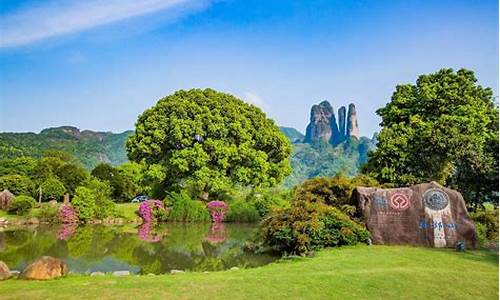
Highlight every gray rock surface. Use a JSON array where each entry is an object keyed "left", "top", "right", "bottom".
[
  {"left": 346, "top": 103, "right": 359, "bottom": 138},
  {"left": 112, "top": 270, "right": 130, "bottom": 276}
]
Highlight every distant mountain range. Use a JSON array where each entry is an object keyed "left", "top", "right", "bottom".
[
  {"left": 0, "top": 101, "right": 375, "bottom": 187},
  {"left": 0, "top": 126, "right": 132, "bottom": 170}
]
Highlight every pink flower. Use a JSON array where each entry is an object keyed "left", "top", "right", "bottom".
[
  {"left": 59, "top": 204, "right": 78, "bottom": 223},
  {"left": 138, "top": 200, "right": 167, "bottom": 223},
  {"left": 207, "top": 201, "right": 228, "bottom": 223}
]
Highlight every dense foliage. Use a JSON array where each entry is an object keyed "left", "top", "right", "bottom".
[
  {"left": 257, "top": 176, "right": 372, "bottom": 255},
  {"left": 71, "top": 178, "right": 117, "bottom": 221},
  {"left": 127, "top": 88, "right": 292, "bottom": 199},
  {"left": 165, "top": 192, "right": 211, "bottom": 222},
  {"left": 0, "top": 174, "right": 34, "bottom": 197},
  {"left": 36, "top": 202, "right": 60, "bottom": 224},
  {"left": 363, "top": 69, "right": 498, "bottom": 208},
  {"left": 225, "top": 200, "right": 261, "bottom": 223},
  {"left": 258, "top": 200, "right": 370, "bottom": 255},
  {"left": 293, "top": 174, "right": 378, "bottom": 217},
  {"left": 8, "top": 195, "right": 36, "bottom": 215},
  {"left": 471, "top": 204, "right": 499, "bottom": 246},
  {"left": 39, "top": 177, "right": 66, "bottom": 201},
  {"left": 91, "top": 163, "right": 137, "bottom": 202}
]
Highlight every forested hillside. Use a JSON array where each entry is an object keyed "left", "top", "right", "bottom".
[
  {"left": 0, "top": 126, "right": 132, "bottom": 170},
  {"left": 280, "top": 127, "right": 375, "bottom": 187},
  {"left": 0, "top": 120, "right": 373, "bottom": 187}
]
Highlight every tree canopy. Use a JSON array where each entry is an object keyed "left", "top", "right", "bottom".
[
  {"left": 363, "top": 68, "right": 498, "bottom": 208},
  {"left": 127, "top": 88, "right": 292, "bottom": 199},
  {"left": 91, "top": 163, "right": 137, "bottom": 201}
]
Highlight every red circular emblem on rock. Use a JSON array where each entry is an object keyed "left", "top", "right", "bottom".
[{"left": 390, "top": 193, "right": 410, "bottom": 211}]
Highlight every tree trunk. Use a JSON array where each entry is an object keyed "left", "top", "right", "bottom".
[{"left": 200, "top": 191, "right": 209, "bottom": 202}]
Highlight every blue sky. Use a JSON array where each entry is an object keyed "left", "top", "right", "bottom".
[{"left": 0, "top": 0, "right": 498, "bottom": 137}]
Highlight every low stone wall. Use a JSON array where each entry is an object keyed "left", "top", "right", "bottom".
[{"left": 354, "top": 181, "right": 476, "bottom": 248}]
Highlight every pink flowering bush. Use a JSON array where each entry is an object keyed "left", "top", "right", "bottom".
[
  {"left": 59, "top": 204, "right": 78, "bottom": 223},
  {"left": 207, "top": 201, "right": 228, "bottom": 223},
  {"left": 138, "top": 200, "right": 169, "bottom": 223}
]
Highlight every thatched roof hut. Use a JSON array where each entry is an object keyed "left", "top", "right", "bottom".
[{"left": 0, "top": 189, "right": 14, "bottom": 210}]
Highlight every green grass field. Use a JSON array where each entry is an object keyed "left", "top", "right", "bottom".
[{"left": 0, "top": 245, "right": 497, "bottom": 300}]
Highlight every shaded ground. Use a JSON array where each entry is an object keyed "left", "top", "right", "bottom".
[{"left": 0, "top": 245, "right": 497, "bottom": 300}]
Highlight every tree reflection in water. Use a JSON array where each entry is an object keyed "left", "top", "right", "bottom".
[{"left": 0, "top": 223, "right": 276, "bottom": 274}]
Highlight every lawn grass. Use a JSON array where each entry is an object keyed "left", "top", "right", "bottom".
[
  {"left": 115, "top": 203, "right": 140, "bottom": 222},
  {"left": 0, "top": 245, "right": 497, "bottom": 300}
]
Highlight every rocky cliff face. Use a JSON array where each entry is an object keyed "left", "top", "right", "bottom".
[
  {"left": 305, "top": 101, "right": 359, "bottom": 145},
  {"left": 346, "top": 103, "right": 359, "bottom": 138},
  {"left": 304, "top": 101, "right": 339, "bottom": 143}
]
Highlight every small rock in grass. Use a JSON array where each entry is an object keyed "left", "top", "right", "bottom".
[
  {"left": 27, "top": 217, "right": 39, "bottom": 225},
  {"left": 10, "top": 270, "right": 20, "bottom": 278},
  {"left": 0, "top": 261, "right": 11, "bottom": 280},
  {"left": 170, "top": 269, "right": 185, "bottom": 274},
  {"left": 112, "top": 271, "right": 130, "bottom": 276},
  {"left": 230, "top": 267, "right": 239, "bottom": 271},
  {"left": 90, "top": 272, "right": 105, "bottom": 276},
  {"left": 147, "top": 273, "right": 155, "bottom": 276}
]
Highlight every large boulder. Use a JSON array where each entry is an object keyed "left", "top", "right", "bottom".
[
  {"left": 0, "top": 261, "right": 11, "bottom": 280},
  {"left": 20, "top": 256, "right": 68, "bottom": 280},
  {"left": 354, "top": 182, "right": 476, "bottom": 248}
]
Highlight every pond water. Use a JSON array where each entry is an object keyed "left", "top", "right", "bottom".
[{"left": 0, "top": 223, "right": 277, "bottom": 274}]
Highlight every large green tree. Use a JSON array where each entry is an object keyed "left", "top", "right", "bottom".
[
  {"left": 127, "top": 88, "right": 292, "bottom": 199},
  {"left": 364, "top": 68, "right": 498, "bottom": 208}
]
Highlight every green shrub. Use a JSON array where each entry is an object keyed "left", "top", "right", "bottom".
[
  {"left": 72, "top": 187, "right": 96, "bottom": 221},
  {"left": 36, "top": 202, "right": 60, "bottom": 223},
  {"left": 292, "top": 174, "right": 379, "bottom": 218},
  {"left": 471, "top": 204, "right": 499, "bottom": 242},
  {"left": 258, "top": 200, "right": 370, "bottom": 256},
  {"left": 166, "top": 191, "right": 210, "bottom": 222},
  {"left": 39, "top": 177, "right": 66, "bottom": 201},
  {"left": 249, "top": 189, "right": 291, "bottom": 217},
  {"left": 226, "top": 200, "right": 260, "bottom": 222},
  {"left": 295, "top": 174, "right": 378, "bottom": 206},
  {"left": 475, "top": 222, "right": 488, "bottom": 246},
  {"left": 0, "top": 174, "right": 35, "bottom": 197},
  {"left": 83, "top": 177, "right": 117, "bottom": 219},
  {"left": 8, "top": 195, "right": 36, "bottom": 215}
]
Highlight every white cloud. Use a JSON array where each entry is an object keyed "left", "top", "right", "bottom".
[
  {"left": 242, "top": 91, "right": 270, "bottom": 112},
  {"left": 243, "top": 91, "right": 264, "bottom": 106},
  {"left": 0, "top": 0, "right": 211, "bottom": 48}
]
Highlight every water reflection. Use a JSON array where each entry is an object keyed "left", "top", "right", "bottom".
[
  {"left": 0, "top": 223, "right": 275, "bottom": 274},
  {"left": 137, "top": 223, "right": 168, "bottom": 243},
  {"left": 57, "top": 223, "right": 77, "bottom": 241},
  {"left": 204, "top": 223, "right": 227, "bottom": 244}
]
